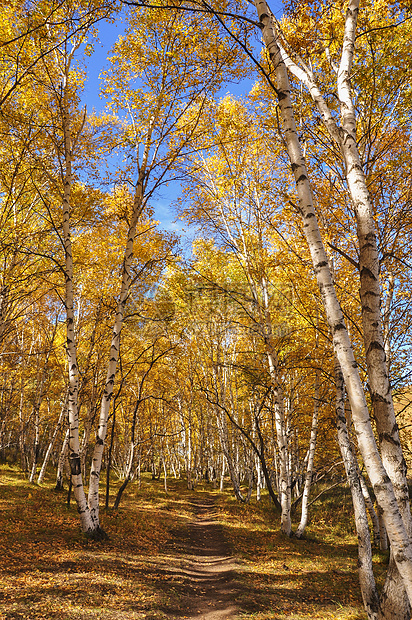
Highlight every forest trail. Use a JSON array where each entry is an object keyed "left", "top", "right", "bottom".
[
  {"left": 159, "top": 494, "right": 239, "bottom": 619},
  {"left": 0, "top": 471, "right": 366, "bottom": 619}
]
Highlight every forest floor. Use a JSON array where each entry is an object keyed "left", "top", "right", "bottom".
[{"left": 0, "top": 466, "right": 388, "bottom": 620}]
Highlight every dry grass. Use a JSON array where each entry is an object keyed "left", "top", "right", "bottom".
[
  {"left": 0, "top": 466, "right": 387, "bottom": 619},
  {"left": 214, "top": 484, "right": 388, "bottom": 620},
  {"left": 0, "top": 466, "right": 192, "bottom": 619}
]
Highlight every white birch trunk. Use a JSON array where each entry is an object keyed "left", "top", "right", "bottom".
[
  {"left": 336, "top": 3, "right": 412, "bottom": 548},
  {"left": 261, "top": 276, "right": 291, "bottom": 535},
  {"left": 253, "top": 0, "right": 412, "bottom": 603},
  {"left": 56, "top": 428, "right": 70, "bottom": 490},
  {"left": 220, "top": 454, "right": 226, "bottom": 492},
  {"left": 296, "top": 371, "right": 319, "bottom": 538},
  {"left": 382, "top": 272, "right": 394, "bottom": 371},
  {"left": 274, "top": 0, "right": 412, "bottom": 545},
  {"left": 358, "top": 473, "right": 381, "bottom": 549},
  {"left": 113, "top": 440, "right": 135, "bottom": 510},
  {"left": 278, "top": 1, "right": 411, "bottom": 609},
  {"left": 378, "top": 504, "right": 389, "bottom": 552},
  {"left": 38, "top": 392, "right": 68, "bottom": 485},
  {"left": 187, "top": 408, "right": 193, "bottom": 490},
  {"left": 163, "top": 456, "right": 168, "bottom": 494},
  {"left": 335, "top": 359, "right": 379, "bottom": 620},
  {"left": 256, "top": 456, "right": 262, "bottom": 501},
  {"left": 29, "top": 407, "right": 40, "bottom": 484},
  {"left": 61, "top": 96, "right": 96, "bottom": 535},
  {"left": 88, "top": 124, "right": 154, "bottom": 528}
]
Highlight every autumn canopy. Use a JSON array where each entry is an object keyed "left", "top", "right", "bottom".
[{"left": 1, "top": 0, "right": 412, "bottom": 618}]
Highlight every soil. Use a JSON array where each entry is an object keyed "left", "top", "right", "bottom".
[{"left": 157, "top": 495, "right": 240, "bottom": 620}]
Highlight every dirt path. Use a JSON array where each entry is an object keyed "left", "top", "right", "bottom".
[{"left": 157, "top": 495, "right": 240, "bottom": 620}]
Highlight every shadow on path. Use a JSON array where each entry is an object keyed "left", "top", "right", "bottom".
[{"left": 156, "top": 495, "right": 239, "bottom": 620}]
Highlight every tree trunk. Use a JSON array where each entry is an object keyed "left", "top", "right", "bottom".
[
  {"left": 113, "top": 441, "right": 135, "bottom": 510},
  {"left": 61, "top": 92, "right": 96, "bottom": 536},
  {"left": 56, "top": 428, "right": 70, "bottom": 491},
  {"left": 253, "top": 0, "right": 412, "bottom": 603},
  {"left": 162, "top": 456, "right": 168, "bottom": 495},
  {"left": 256, "top": 456, "right": 262, "bottom": 501},
  {"left": 335, "top": 359, "right": 379, "bottom": 619},
  {"left": 377, "top": 504, "right": 389, "bottom": 552},
  {"left": 88, "top": 123, "right": 154, "bottom": 529},
  {"left": 220, "top": 455, "right": 226, "bottom": 492},
  {"left": 296, "top": 370, "right": 319, "bottom": 538},
  {"left": 274, "top": 0, "right": 412, "bottom": 553},
  {"left": 38, "top": 392, "right": 68, "bottom": 485},
  {"left": 29, "top": 406, "right": 40, "bottom": 484},
  {"left": 105, "top": 405, "right": 116, "bottom": 510},
  {"left": 358, "top": 473, "right": 381, "bottom": 549},
  {"left": 336, "top": 0, "right": 412, "bottom": 547}
]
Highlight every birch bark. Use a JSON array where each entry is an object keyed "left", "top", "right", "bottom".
[
  {"left": 358, "top": 472, "right": 381, "bottom": 549},
  {"left": 273, "top": 0, "right": 411, "bottom": 541},
  {"left": 270, "top": 1, "right": 411, "bottom": 610},
  {"left": 87, "top": 123, "right": 153, "bottom": 528},
  {"left": 56, "top": 428, "right": 70, "bottom": 491},
  {"left": 61, "top": 90, "right": 95, "bottom": 535},
  {"left": 37, "top": 391, "right": 68, "bottom": 485},
  {"left": 336, "top": 3, "right": 411, "bottom": 545},
  {"left": 334, "top": 359, "right": 379, "bottom": 620},
  {"left": 296, "top": 370, "right": 319, "bottom": 538},
  {"left": 253, "top": 0, "right": 412, "bottom": 604}
]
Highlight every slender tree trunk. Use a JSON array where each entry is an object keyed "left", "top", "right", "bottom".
[
  {"left": 56, "top": 428, "right": 70, "bottom": 491},
  {"left": 61, "top": 96, "right": 96, "bottom": 535},
  {"left": 137, "top": 449, "right": 142, "bottom": 489},
  {"left": 336, "top": 1, "right": 412, "bottom": 548},
  {"left": 88, "top": 124, "right": 153, "bottom": 528},
  {"left": 335, "top": 359, "right": 379, "bottom": 619},
  {"left": 253, "top": 0, "right": 412, "bottom": 603},
  {"left": 38, "top": 392, "right": 68, "bottom": 485},
  {"left": 256, "top": 456, "right": 262, "bottom": 501},
  {"left": 18, "top": 384, "right": 28, "bottom": 473},
  {"left": 163, "top": 455, "right": 168, "bottom": 494},
  {"left": 270, "top": 381, "right": 291, "bottom": 534},
  {"left": 275, "top": 0, "right": 412, "bottom": 552},
  {"left": 378, "top": 505, "right": 389, "bottom": 552},
  {"left": 220, "top": 455, "right": 226, "bottom": 492},
  {"left": 358, "top": 473, "right": 381, "bottom": 549},
  {"left": 324, "top": 4, "right": 410, "bottom": 612},
  {"left": 113, "top": 441, "right": 135, "bottom": 510},
  {"left": 382, "top": 272, "right": 394, "bottom": 371},
  {"left": 105, "top": 405, "right": 116, "bottom": 510},
  {"left": 29, "top": 406, "right": 40, "bottom": 484},
  {"left": 296, "top": 370, "right": 319, "bottom": 538}
]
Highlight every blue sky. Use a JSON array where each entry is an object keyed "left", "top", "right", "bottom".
[{"left": 81, "top": 3, "right": 284, "bottom": 240}]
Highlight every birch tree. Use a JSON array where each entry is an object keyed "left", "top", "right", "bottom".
[
  {"left": 250, "top": 0, "right": 412, "bottom": 615},
  {"left": 15, "top": 0, "right": 118, "bottom": 536},
  {"left": 178, "top": 95, "right": 335, "bottom": 534},
  {"left": 86, "top": 3, "right": 247, "bottom": 531}
]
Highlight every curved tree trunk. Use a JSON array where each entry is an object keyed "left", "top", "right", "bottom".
[
  {"left": 335, "top": 359, "right": 379, "bottom": 620},
  {"left": 87, "top": 122, "right": 154, "bottom": 529},
  {"left": 253, "top": 0, "right": 412, "bottom": 605}
]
